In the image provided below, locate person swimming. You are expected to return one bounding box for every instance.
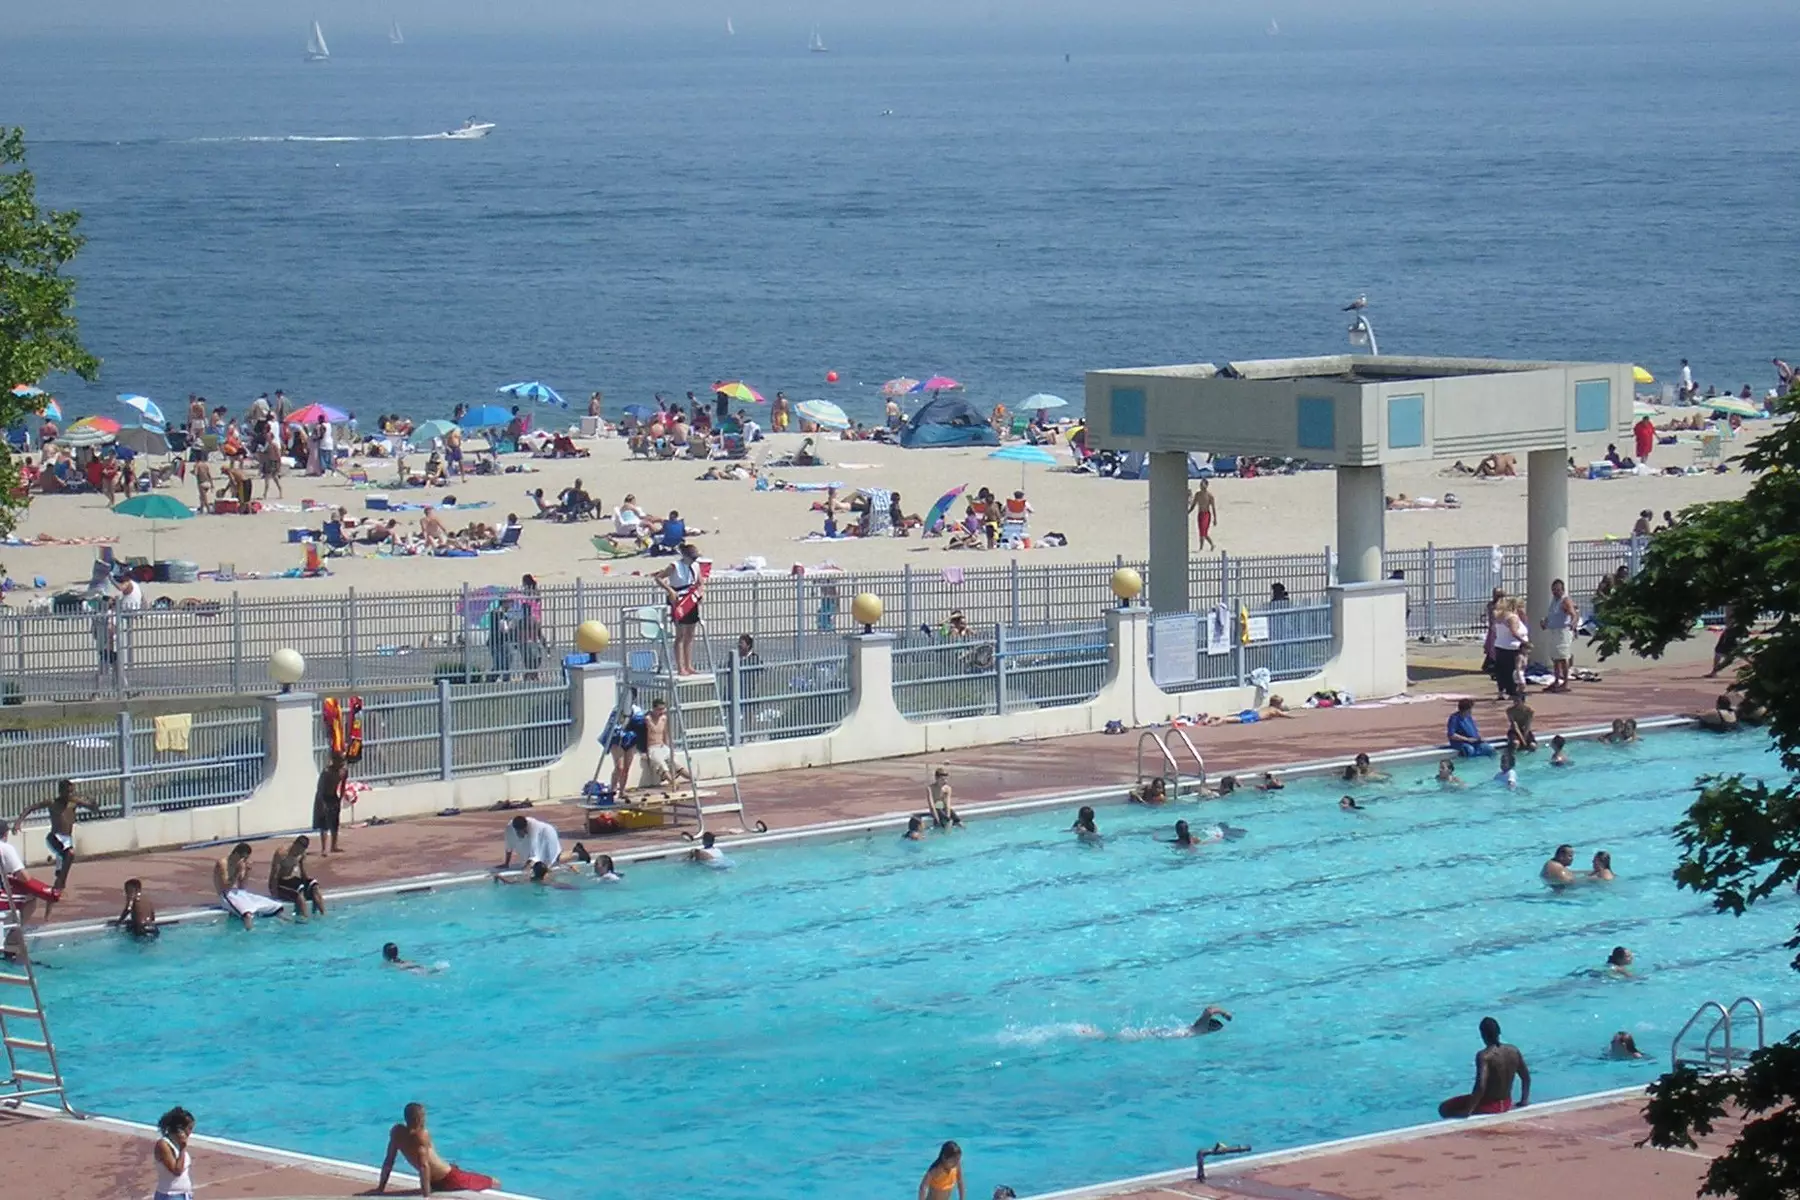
[1258,772,1284,791]
[497,860,579,889]
[904,815,927,841]
[1168,819,1196,848]
[1608,1031,1645,1059]
[1353,752,1389,782]
[591,853,623,882]
[382,942,431,974]
[1216,775,1239,796]
[1606,946,1634,975]
[1071,806,1102,843]
[1339,796,1364,811]
[1589,851,1614,881]
[1189,1005,1232,1035]
[1494,745,1518,789]
[1549,735,1571,766]
[1437,759,1465,789]
[689,830,732,867]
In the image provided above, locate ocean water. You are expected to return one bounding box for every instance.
[3,25,1798,427]
[31,730,1800,1200]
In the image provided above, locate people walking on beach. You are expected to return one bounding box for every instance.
[154,1106,197,1200]
[1540,579,1578,692]
[377,1102,501,1195]
[1187,479,1219,551]
[313,751,347,855]
[919,1140,966,1200]
[13,778,99,894]
[654,542,705,676]
[269,836,326,920]
[257,430,283,499]
[213,843,284,930]
[1437,1017,1529,1118]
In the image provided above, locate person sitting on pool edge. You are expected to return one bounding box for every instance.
[377,1101,500,1196]
[1447,699,1493,757]
[268,835,326,921]
[1505,695,1537,751]
[1070,806,1102,844]
[926,767,963,829]
[1691,694,1739,733]
[1438,1016,1529,1118]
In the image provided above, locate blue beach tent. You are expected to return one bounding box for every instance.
[898,394,999,449]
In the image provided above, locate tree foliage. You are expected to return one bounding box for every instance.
[0,125,100,532]
[1594,383,1800,1198]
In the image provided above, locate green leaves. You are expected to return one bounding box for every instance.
[0,125,100,534]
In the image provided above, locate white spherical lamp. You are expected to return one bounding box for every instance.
[269,647,306,693]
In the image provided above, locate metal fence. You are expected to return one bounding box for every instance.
[315,679,574,786]
[891,621,1111,722]
[1385,539,1645,641]
[1149,601,1335,695]
[0,707,264,824]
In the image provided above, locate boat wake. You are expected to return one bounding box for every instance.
[184,132,475,144]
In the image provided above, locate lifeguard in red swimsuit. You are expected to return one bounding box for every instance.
[1439,1016,1531,1118]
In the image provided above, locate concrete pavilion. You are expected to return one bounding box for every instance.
[1083,354,1637,622]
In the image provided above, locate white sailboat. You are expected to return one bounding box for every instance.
[1266,18,1281,35]
[809,25,828,52]
[726,16,735,35]
[305,20,330,61]
[389,19,404,45]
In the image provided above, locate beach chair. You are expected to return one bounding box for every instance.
[320,520,354,557]
[493,524,522,550]
[591,535,645,560]
[1008,414,1030,440]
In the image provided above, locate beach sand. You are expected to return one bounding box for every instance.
[4,428,1757,600]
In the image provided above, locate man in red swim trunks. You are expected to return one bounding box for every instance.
[1438,1016,1530,1118]
[377,1102,500,1196]
[1187,480,1219,552]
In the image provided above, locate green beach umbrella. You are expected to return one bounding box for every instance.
[415,418,461,443]
[114,493,196,560]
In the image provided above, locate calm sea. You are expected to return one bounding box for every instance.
[5,23,1798,425]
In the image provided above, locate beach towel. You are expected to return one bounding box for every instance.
[221,889,284,919]
[942,567,964,585]
[153,713,192,753]
[863,488,893,536]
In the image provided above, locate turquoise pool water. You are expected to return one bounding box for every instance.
[34,731,1800,1200]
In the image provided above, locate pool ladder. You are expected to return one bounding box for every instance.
[1137,728,1206,798]
[1671,995,1765,1072]
[0,872,74,1113]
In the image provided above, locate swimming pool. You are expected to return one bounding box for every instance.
[33,730,1800,1200]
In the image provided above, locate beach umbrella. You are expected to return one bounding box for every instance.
[1022,393,1069,410]
[910,376,963,393]
[923,484,968,535]
[59,425,115,449]
[712,380,765,404]
[118,394,167,427]
[285,402,349,426]
[498,381,567,408]
[1632,402,1658,418]
[795,399,850,431]
[413,418,460,443]
[462,404,513,428]
[116,426,171,454]
[69,415,122,436]
[619,404,656,422]
[1632,366,1655,385]
[880,377,920,398]
[1708,397,1761,418]
[40,399,62,423]
[988,442,1059,489]
[9,385,45,398]
[115,493,195,560]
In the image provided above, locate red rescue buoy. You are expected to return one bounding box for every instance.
[825,370,839,384]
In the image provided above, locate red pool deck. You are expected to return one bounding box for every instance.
[4,649,1743,1199]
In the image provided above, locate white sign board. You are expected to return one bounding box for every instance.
[1151,613,1200,688]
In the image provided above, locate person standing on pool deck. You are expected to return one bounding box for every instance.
[919,1140,966,1200]
[1438,1017,1529,1118]
[501,814,562,871]
[313,751,347,856]
[377,1102,500,1196]
[1540,579,1579,693]
[12,778,100,894]
[153,1106,196,1200]
[1187,479,1218,552]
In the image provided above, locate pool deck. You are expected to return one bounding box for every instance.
[6,646,1742,1199]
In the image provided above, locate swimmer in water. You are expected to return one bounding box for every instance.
[1188,1005,1232,1035]
[1549,735,1571,767]
[1216,775,1239,796]
[1341,764,1360,783]
[1437,759,1465,789]
[689,830,730,866]
[1495,745,1518,789]
[1167,819,1196,848]
[1608,1031,1645,1059]
[496,861,577,889]
[1070,806,1102,844]
[904,815,927,841]
[1606,946,1634,976]
[1353,752,1389,782]
[1339,796,1364,811]
[1542,844,1579,887]
[592,853,623,882]
[1588,851,1614,881]
[1258,772,1284,791]
[382,942,430,974]
[112,878,158,939]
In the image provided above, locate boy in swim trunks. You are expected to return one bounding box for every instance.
[642,699,692,790]
[926,768,963,829]
[377,1101,500,1196]
[268,836,327,920]
[1438,1016,1529,1118]
[113,878,158,939]
[12,778,100,895]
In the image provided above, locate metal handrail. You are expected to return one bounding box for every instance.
[0,869,74,1113]
[1709,997,1766,1070]
[1673,996,1767,1072]
[1672,1000,1729,1070]
[1135,729,1207,798]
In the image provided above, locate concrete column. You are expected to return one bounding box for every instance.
[1147,451,1191,614]
[1326,582,1410,701]
[1526,449,1570,641]
[1096,605,1152,726]
[1335,465,1387,585]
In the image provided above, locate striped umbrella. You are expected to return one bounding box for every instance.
[795,399,850,431]
[880,377,920,398]
[712,380,765,404]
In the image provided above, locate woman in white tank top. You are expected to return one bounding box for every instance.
[153,1106,196,1200]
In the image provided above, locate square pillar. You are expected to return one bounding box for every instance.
[1147,451,1191,614]
[1336,465,1386,584]
[1526,449,1570,638]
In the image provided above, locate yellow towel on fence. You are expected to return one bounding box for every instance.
[154,713,192,753]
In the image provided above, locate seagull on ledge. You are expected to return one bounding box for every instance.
[1342,295,1368,311]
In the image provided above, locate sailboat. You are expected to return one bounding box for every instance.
[809,25,828,52]
[1266,18,1281,35]
[389,19,404,45]
[726,16,735,36]
[305,20,330,61]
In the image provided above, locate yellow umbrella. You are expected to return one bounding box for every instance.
[1633,366,1654,385]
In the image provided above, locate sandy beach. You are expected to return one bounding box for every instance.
[3,426,1759,600]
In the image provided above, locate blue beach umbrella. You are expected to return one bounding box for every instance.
[619,404,656,422]
[498,381,567,408]
[1022,393,1069,410]
[462,404,513,429]
[118,393,167,427]
[988,442,1059,489]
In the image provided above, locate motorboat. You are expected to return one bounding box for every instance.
[445,118,496,139]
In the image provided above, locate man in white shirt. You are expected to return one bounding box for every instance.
[1679,359,1694,403]
[0,827,60,952]
[501,814,562,871]
[115,577,143,613]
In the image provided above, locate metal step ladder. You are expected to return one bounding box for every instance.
[0,873,74,1113]
[1672,995,1765,1072]
[1137,727,1207,798]
[623,607,765,837]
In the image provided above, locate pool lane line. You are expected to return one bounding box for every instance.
[28,715,1699,944]
[11,1101,548,1200]
[1018,1082,1656,1200]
